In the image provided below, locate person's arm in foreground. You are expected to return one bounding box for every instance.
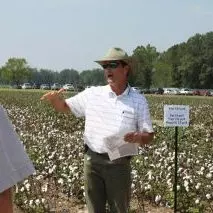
[40,88,70,112]
[0,188,13,213]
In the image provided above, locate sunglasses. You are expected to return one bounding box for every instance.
[102,61,121,69]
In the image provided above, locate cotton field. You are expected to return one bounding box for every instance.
[1,89,213,212]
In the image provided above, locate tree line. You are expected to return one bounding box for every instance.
[0,31,213,89]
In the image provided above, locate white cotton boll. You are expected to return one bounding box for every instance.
[79,152,84,157]
[73,166,78,170]
[167,179,172,187]
[187,158,191,164]
[206,173,212,179]
[15,185,19,193]
[35,199,40,205]
[48,168,53,174]
[166,173,171,179]
[131,170,137,176]
[58,178,64,184]
[206,194,211,199]
[156,163,161,168]
[49,155,54,160]
[184,180,189,188]
[36,175,43,180]
[195,199,200,204]
[131,183,135,189]
[41,184,48,192]
[197,170,203,175]
[29,200,34,206]
[178,168,183,173]
[135,159,140,164]
[23,179,28,184]
[195,183,201,189]
[59,155,64,160]
[201,167,205,171]
[144,184,151,190]
[147,170,152,180]
[155,195,161,203]
[167,166,172,171]
[49,165,56,174]
[25,183,30,191]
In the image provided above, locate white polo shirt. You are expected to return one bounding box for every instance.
[65,85,153,154]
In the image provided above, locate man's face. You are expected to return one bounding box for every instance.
[101,61,128,86]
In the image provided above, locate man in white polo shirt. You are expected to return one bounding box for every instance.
[41,47,154,213]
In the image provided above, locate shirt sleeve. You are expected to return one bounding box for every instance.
[0,106,35,193]
[65,88,90,117]
[137,97,154,133]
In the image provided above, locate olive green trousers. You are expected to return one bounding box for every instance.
[84,147,131,213]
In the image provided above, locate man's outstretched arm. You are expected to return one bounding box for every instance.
[40,88,70,113]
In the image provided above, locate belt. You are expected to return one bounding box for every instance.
[84,144,108,156]
[84,144,132,160]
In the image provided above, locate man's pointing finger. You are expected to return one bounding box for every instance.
[57,88,65,94]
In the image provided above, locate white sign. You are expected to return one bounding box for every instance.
[164,105,189,127]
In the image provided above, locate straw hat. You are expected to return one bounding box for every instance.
[95,47,131,65]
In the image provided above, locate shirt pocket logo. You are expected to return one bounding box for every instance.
[122,110,135,119]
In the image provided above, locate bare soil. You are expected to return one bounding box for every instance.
[13,204,24,213]
[14,201,173,213]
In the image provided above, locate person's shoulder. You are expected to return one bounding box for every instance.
[83,85,105,95]
[130,88,147,103]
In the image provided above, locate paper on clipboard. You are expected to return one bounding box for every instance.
[107,142,138,161]
[103,127,138,161]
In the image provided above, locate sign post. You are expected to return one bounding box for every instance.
[164,105,189,212]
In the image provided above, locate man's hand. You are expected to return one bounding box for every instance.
[40,88,65,102]
[124,131,154,145]
[40,88,69,112]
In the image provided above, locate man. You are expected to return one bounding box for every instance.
[41,47,154,213]
[0,105,35,213]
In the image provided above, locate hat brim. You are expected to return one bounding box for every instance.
[95,57,132,65]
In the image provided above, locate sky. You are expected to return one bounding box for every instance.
[0,0,212,72]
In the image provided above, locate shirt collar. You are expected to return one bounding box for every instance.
[103,84,131,98]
